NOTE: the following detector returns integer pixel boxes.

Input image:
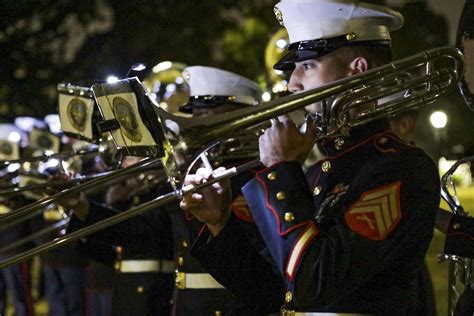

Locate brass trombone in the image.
[0,46,465,269]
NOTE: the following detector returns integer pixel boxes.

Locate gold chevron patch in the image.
[231,193,254,222]
[345,182,401,240]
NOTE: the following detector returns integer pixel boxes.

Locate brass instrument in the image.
[156,46,464,190]
[0,46,464,269]
[439,156,474,316]
[441,3,474,315]
[0,170,115,197]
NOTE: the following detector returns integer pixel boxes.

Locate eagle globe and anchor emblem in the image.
[112,96,143,143]
[67,98,88,132]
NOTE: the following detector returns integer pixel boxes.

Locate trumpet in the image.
[0,46,465,269]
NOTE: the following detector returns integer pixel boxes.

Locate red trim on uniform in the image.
[311,169,322,189]
[198,224,207,236]
[316,131,391,163]
[447,232,474,240]
[255,161,285,176]
[20,261,34,316]
[386,131,419,148]
[311,131,393,188]
[285,223,318,282]
[255,173,312,236]
[184,210,195,221]
[373,137,397,154]
[85,264,91,316]
[231,193,254,223]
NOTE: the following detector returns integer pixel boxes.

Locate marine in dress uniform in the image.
[68,158,175,316]
[0,194,35,316]
[0,123,42,316]
[186,1,440,315]
[170,66,264,315]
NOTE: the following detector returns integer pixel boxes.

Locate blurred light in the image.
[166,83,177,93]
[274,69,283,75]
[15,117,46,132]
[262,92,272,102]
[430,111,448,129]
[272,80,288,94]
[152,61,172,73]
[7,163,20,173]
[23,161,31,171]
[175,76,184,84]
[131,63,146,72]
[44,114,61,134]
[276,39,287,49]
[107,75,119,83]
[7,131,21,142]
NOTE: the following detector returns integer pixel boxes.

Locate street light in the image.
[430,110,448,129]
[106,75,119,83]
[429,110,448,162]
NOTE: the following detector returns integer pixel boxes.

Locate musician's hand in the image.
[259,115,318,167]
[48,173,90,221]
[179,167,231,237]
[105,176,141,206]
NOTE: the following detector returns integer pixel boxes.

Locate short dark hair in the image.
[332,45,394,68]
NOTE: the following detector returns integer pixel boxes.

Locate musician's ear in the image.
[348,57,369,75]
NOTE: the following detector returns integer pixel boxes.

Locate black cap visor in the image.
[179,96,251,114]
[274,35,391,71]
[274,47,338,71]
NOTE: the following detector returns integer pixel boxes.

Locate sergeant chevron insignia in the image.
[231,193,254,222]
[345,182,401,240]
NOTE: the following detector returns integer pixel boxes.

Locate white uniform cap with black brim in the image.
[273,0,404,71]
[179,66,262,114]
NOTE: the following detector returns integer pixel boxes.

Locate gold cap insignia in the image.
[346,32,357,41]
[274,6,284,26]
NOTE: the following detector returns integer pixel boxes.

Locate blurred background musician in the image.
[0,122,39,316]
[168,66,264,315]
[64,153,175,316]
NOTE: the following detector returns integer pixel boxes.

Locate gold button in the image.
[215,311,222,316]
[378,137,388,144]
[313,186,322,196]
[181,240,188,248]
[175,271,185,289]
[276,191,286,201]
[137,286,144,293]
[178,256,184,266]
[284,212,295,222]
[346,32,357,41]
[321,161,331,173]
[267,171,277,181]
[114,262,120,270]
[453,223,461,230]
[285,291,293,303]
[335,138,345,150]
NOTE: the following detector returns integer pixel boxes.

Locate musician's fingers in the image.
[195,167,213,179]
[183,173,205,186]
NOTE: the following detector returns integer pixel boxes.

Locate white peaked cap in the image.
[182,66,262,106]
[274,0,403,44]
